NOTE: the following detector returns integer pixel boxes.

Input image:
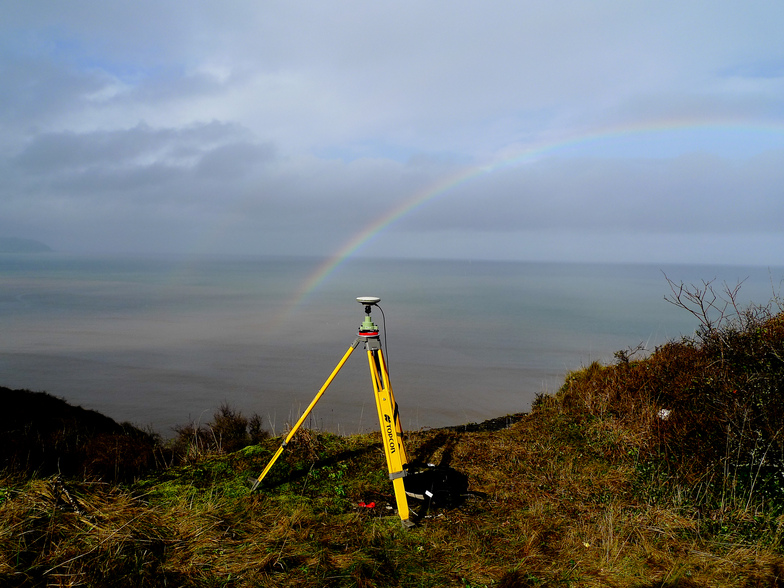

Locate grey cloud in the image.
[13,121,265,176]
[2,120,425,250]
[395,152,784,235]
[0,54,108,134]
[195,142,275,179]
[7,2,779,153]
[2,1,784,264]
[4,141,784,259]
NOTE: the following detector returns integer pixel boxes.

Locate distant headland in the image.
[0,237,53,253]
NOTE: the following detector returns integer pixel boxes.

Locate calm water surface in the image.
[1,254,781,435]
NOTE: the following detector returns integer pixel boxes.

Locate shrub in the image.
[556,278,784,515]
[172,403,268,462]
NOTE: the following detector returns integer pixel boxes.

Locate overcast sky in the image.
[2,1,784,265]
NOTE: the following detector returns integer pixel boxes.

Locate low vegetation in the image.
[1,280,783,587]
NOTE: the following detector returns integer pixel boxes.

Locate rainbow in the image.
[282,118,783,316]
[289,165,486,304]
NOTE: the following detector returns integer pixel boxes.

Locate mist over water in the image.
[1,254,781,436]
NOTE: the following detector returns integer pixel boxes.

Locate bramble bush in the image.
[558,277,784,515]
[172,403,268,462]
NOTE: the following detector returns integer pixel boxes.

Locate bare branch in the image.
[662,273,749,338]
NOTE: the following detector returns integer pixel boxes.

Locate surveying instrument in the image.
[250,296,415,526]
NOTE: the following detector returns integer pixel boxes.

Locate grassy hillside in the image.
[1,282,783,587]
[0,387,161,482]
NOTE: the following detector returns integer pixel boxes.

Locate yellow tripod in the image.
[250,297,413,526]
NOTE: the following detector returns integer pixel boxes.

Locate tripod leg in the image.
[250,338,360,492]
[376,348,409,466]
[367,347,412,525]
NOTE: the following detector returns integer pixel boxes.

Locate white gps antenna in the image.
[356,296,381,305]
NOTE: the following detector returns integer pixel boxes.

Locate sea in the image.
[1,254,782,437]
